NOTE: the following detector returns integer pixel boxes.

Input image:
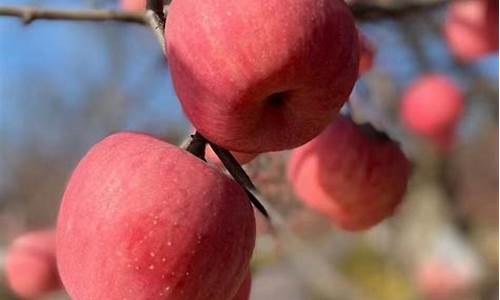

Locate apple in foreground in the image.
[400,73,464,150]
[166,0,359,153]
[5,230,61,299]
[56,132,255,300]
[288,115,410,230]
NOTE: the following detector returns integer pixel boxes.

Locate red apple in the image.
[358,30,376,75]
[232,271,252,300]
[288,115,410,230]
[120,0,145,11]
[5,230,61,299]
[443,0,497,61]
[400,73,464,150]
[166,0,359,153]
[56,132,255,300]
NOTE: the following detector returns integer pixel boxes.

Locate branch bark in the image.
[0,6,146,24]
[350,0,449,21]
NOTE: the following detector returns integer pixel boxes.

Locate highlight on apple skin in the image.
[400,73,464,150]
[443,0,498,61]
[288,115,411,230]
[56,132,256,300]
[166,0,360,153]
[5,230,61,299]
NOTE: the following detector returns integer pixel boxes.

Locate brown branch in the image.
[146,0,165,29]
[0,6,146,24]
[350,0,450,21]
[144,10,166,54]
[0,5,167,53]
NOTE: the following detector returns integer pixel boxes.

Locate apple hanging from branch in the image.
[166,0,359,153]
[56,132,256,300]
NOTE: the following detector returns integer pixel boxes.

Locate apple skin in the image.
[166,0,359,153]
[120,0,145,11]
[288,115,410,230]
[400,74,464,149]
[56,132,255,300]
[443,0,498,61]
[232,271,252,300]
[5,230,61,299]
[358,30,375,75]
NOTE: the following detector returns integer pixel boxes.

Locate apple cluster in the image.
[51,0,366,299]
[10,0,468,297]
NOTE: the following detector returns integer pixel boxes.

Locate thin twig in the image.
[144,10,165,54]
[350,0,450,21]
[0,6,146,24]
[192,132,270,219]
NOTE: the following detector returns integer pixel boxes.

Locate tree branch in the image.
[144,10,166,54]
[0,6,146,24]
[351,0,449,21]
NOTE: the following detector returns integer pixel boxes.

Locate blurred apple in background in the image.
[288,115,410,230]
[400,73,464,151]
[443,0,498,61]
[5,230,61,299]
[166,0,359,153]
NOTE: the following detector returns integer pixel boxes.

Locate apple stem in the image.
[184,132,207,162]
[189,132,270,219]
[146,0,165,29]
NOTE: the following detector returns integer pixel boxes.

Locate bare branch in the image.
[0,6,146,24]
[351,0,449,21]
[144,10,166,54]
